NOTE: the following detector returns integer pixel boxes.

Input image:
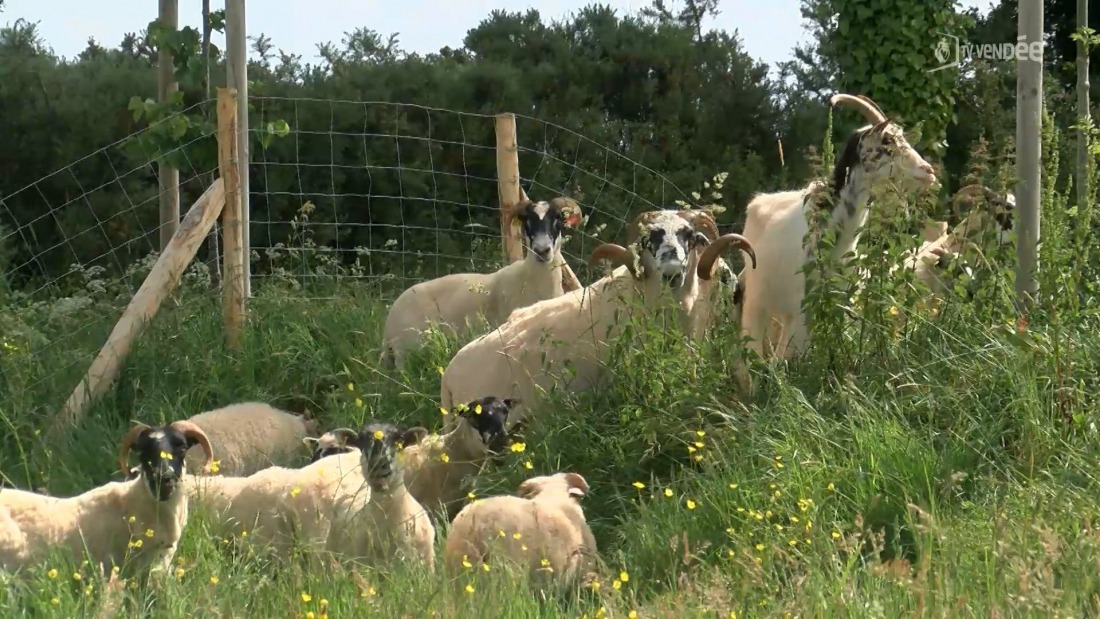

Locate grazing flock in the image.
[0,93,1017,595]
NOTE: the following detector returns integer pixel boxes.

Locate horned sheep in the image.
[443,471,597,592]
[0,420,213,576]
[184,401,320,477]
[380,197,583,369]
[438,209,756,426]
[701,93,938,390]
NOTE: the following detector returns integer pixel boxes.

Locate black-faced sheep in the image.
[443,472,596,592]
[380,197,583,369]
[400,395,523,523]
[0,421,213,576]
[185,421,435,571]
[438,209,755,424]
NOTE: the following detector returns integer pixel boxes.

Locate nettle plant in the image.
[123,12,289,172]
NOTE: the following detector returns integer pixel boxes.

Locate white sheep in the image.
[400,396,523,523]
[708,93,938,389]
[438,209,756,425]
[184,401,319,477]
[443,471,597,592]
[0,420,213,577]
[380,197,583,369]
[186,421,435,571]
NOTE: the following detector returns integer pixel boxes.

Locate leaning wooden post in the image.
[50,180,227,438]
[495,113,525,265]
[218,87,246,350]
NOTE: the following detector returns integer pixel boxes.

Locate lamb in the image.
[443,472,597,592]
[703,93,937,388]
[184,421,435,571]
[380,196,583,369]
[438,209,756,424]
[400,395,523,523]
[0,420,213,577]
[183,401,320,477]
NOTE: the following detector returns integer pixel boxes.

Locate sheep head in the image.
[454,395,521,456]
[587,209,718,289]
[829,93,937,193]
[119,420,213,502]
[504,197,583,263]
[952,184,1015,244]
[304,427,359,463]
[353,421,430,491]
[516,472,590,503]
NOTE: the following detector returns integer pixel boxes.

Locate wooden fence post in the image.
[50,180,227,439]
[218,87,246,350]
[157,0,180,250]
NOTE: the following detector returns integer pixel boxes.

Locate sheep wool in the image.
[185,402,319,477]
[444,472,597,592]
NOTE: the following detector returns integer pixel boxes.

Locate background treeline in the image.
[0,0,1094,289]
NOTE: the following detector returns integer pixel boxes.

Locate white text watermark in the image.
[928,33,1044,73]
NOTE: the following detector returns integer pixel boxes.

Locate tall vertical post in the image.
[226,0,251,298]
[217,88,246,350]
[157,0,180,251]
[1015,0,1043,306]
[495,113,525,264]
[1077,0,1091,212]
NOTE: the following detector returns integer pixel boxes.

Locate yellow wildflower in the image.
[210,575,219,585]
[50,598,59,606]
[619,570,629,582]
[524,461,533,470]
[47,568,58,579]
[290,486,302,498]
[347,382,355,391]
[440,407,449,416]
[509,442,526,453]
[465,584,474,594]
[439,453,450,463]
[462,555,472,569]
[663,488,673,498]
[686,499,697,510]
[831,531,841,539]
[629,612,638,619]
[632,481,645,489]
[175,567,185,578]
[145,528,155,538]
[301,592,313,603]
[72,573,81,582]
[355,398,364,408]
[373,430,384,440]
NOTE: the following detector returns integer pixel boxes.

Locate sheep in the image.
[400,395,523,523]
[438,208,756,424]
[703,93,938,388]
[443,471,597,592]
[184,401,320,477]
[303,428,358,463]
[898,183,1016,300]
[380,196,584,370]
[0,421,213,577]
[184,421,435,571]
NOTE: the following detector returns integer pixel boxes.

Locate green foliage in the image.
[801,0,964,157]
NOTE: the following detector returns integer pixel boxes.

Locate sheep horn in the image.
[696,233,757,280]
[678,209,719,242]
[548,196,582,225]
[168,420,215,471]
[829,93,887,125]
[118,422,152,477]
[587,243,637,276]
[855,94,887,121]
[503,199,536,230]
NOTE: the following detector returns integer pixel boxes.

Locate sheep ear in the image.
[400,427,430,447]
[302,437,319,448]
[692,232,711,248]
[502,398,521,409]
[563,472,589,499]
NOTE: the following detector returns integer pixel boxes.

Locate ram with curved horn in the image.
[0,420,213,576]
[380,195,584,370]
[725,92,938,393]
[439,208,756,429]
